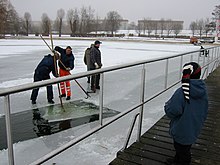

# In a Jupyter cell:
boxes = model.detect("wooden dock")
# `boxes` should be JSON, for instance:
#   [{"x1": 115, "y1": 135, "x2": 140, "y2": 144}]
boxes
[{"x1": 110, "y1": 67, "x2": 220, "y2": 165}]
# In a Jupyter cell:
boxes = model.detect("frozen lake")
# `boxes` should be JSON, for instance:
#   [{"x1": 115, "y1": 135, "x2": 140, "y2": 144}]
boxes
[{"x1": 0, "y1": 39, "x2": 201, "y2": 165}]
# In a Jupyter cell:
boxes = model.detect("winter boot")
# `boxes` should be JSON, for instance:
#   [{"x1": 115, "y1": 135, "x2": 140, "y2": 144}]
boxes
[
  {"x1": 48, "y1": 99, "x2": 55, "y2": 104},
  {"x1": 66, "y1": 96, "x2": 71, "y2": 100}
]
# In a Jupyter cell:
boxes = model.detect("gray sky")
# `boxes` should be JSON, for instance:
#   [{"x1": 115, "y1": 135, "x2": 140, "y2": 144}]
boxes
[{"x1": 10, "y1": 0, "x2": 219, "y2": 28}]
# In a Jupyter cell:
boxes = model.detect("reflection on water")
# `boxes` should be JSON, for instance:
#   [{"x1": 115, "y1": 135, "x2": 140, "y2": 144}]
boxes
[
  {"x1": 0, "y1": 100, "x2": 119, "y2": 150},
  {"x1": 32, "y1": 108, "x2": 51, "y2": 136}
]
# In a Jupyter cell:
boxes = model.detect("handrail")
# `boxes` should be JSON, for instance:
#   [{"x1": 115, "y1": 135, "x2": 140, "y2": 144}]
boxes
[{"x1": 0, "y1": 47, "x2": 218, "y2": 97}]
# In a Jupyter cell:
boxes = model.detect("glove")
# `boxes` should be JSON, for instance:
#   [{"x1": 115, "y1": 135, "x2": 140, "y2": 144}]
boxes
[
  {"x1": 52, "y1": 49, "x2": 57, "y2": 54},
  {"x1": 94, "y1": 63, "x2": 99, "y2": 69},
  {"x1": 53, "y1": 50, "x2": 60, "y2": 60},
  {"x1": 66, "y1": 67, "x2": 71, "y2": 71}
]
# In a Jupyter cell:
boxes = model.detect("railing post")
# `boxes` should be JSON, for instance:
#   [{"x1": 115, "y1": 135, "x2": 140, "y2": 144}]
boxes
[
  {"x1": 137, "y1": 64, "x2": 146, "y2": 142},
  {"x1": 180, "y1": 55, "x2": 183, "y2": 79},
  {"x1": 4, "y1": 95, "x2": 15, "y2": 165},
  {"x1": 218, "y1": 47, "x2": 220, "y2": 67},
  {"x1": 165, "y1": 59, "x2": 169, "y2": 89},
  {"x1": 202, "y1": 51, "x2": 206, "y2": 70},
  {"x1": 122, "y1": 113, "x2": 140, "y2": 151},
  {"x1": 206, "y1": 51, "x2": 210, "y2": 78},
  {"x1": 99, "y1": 73, "x2": 104, "y2": 126}
]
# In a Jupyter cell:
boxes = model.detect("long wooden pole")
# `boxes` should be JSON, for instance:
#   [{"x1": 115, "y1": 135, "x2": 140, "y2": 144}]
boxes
[{"x1": 49, "y1": 32, "x2": 64, "y2": 108}]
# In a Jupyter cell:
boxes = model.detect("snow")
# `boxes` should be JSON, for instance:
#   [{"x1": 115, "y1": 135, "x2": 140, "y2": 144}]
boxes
[{"x1": 0, "y1": 38, "x2": 202, "y2": 165}]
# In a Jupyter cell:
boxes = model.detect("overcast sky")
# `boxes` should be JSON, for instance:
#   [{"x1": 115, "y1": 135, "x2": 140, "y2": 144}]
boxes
[{"x1": 10, "y1": 0, "x2": 219, "y2": 28}]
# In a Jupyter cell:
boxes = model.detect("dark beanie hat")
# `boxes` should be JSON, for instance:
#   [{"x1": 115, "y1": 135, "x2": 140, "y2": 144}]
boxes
[
  {"x1": 94, "y1": 40, "x2": 102, "y2": 45},
  {"x1": 182, "y1": 62, "x2": 201, "y2": 102},
  {"x1": 66, "y1": 46, "x2": 72, "y2": 50}
]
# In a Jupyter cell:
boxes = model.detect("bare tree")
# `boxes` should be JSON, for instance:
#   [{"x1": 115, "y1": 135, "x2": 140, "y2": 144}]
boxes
[
  {"x1": 197, "y1": 19, "x2": 205, "y2": 38},
  {"x1": 5, "y1": 2, "x2": 21, "y2": 35},
  {"x1": 153, "y1": 21, "x2": 158, "y2": 37},
  {"x1": 145, "y1": 19, "x2": 154, "y2": 37},
  {"x1": 136, "y1": 21, "x2": 142, "y2": 36},
  {"x1": 23, "y1": 12, "x2": 32, "y2": 36},
  {"x1": 105, "y1": 11, "x2": 122, "y2": 35},
  {"x1": 85, "y1": 6, "x2": 95, "y2": 33},
  {"x1": 212, "y1": 5, "x2": 220, "y2": 40},
  {"x1": 165, "y1": 19, "x2": 173, "y2": 36},
  {"x1": 159, "y1": 18, "x2": 165, "y2": 37},
  {"x1": 79, "y1": 6, "x2": 87, "y2": 34},
  {"x1": 94, "y1": 15, "x2": 101, "y2": 34},
  {"x1": 41, "y1": 13, "x2": 51, "y2": 36},
  {"x1": 0, "y1": 0, "x2": 8, "y2": 37},
  {"x1": 13, "y1": 13, "x2": 22, "y2": 36},
  {"x1": 67, "y1": 8, "x2": 79, "y2": 36},
  {"x1": 203, "y1": 18, "x2": 212, "y2": 37},
  {"x1": 56, "y1": 8, "x2": 65, "y2": 37},
  {"x1": 189, "y1": 21, "x2": 197, "y2": 36},
  {"x1": 173, "y1": 22, "x2": 183, "y2": 37}
]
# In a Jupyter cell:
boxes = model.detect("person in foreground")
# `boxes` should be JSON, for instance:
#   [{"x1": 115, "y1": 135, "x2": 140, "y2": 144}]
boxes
[
  {"x1": 30, "y1": 53, "x2": 60, "y2": 104},
  {"x1": 164, "y1": 62, "x2": 208, "y2": 165}
]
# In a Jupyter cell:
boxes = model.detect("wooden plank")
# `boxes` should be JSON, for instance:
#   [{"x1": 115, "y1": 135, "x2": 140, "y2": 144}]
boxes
[
  {"x1": 109, "y1": 157, "x2": 138, "y2": 165},
  {"x1": 117, "y1": 151, "x2": 164, "y2": 165}
]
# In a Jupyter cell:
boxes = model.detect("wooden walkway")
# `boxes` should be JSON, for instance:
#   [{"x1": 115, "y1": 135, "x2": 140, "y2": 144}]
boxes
[{"x1": 110, "y1": 67, "x2": 220, "y2": 165}]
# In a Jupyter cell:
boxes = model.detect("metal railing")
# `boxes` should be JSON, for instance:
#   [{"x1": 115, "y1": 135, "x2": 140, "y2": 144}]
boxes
[{"x1": 0, "y1": 46, "x2": 219, "y2": 165}]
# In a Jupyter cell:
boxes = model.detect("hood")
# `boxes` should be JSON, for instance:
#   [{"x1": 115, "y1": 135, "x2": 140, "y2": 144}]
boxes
[{"x1": 190, "y1": 79, "x2": 206, "y2": 99}]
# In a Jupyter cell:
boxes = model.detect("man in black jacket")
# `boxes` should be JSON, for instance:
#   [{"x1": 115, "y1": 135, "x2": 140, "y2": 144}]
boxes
[
  {"x1": 30, "y1": 53, "x2": 59, "y2": 104},
  {"x1": 90, "y1": 40, "x2": 102, "y2": 92},
  {"x1": 54, "y1": 46, "x2": 75, "y2": 100}
]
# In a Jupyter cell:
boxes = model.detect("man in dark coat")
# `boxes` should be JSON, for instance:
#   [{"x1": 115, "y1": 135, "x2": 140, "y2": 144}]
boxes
[
  {"x1": 54, "y1": 46, "x2": 75, "y2": 100},
  {"x1": 84, "y1": 44, "x2": 94, "y2": 83},
  {"x1": 164, "y1": 62, "x2": 208, "y2": 165},
  {"x1": 30, "y1": 53, "x2": 59, "y2": 104},
  {"x1": 90, "y1": 40, "x2": 102, "y2": 92}
]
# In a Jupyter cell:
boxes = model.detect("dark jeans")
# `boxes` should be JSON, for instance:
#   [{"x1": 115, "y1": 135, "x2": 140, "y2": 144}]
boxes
[
  {"x1": 90, "y1": 68, "x2": 100, "y2": 88},
  {"x1": 87, "y1": 66, "x2": 91, "y2": 83},
  {"x1": 174, "y1": 141, "x2": 192, "y2": 165},
  {"x1": 91, "y1": 74, "x2": 100, "y2": 88},
  {"x1": 30, "y1": 73, "x2": 53, "y2": 101}
]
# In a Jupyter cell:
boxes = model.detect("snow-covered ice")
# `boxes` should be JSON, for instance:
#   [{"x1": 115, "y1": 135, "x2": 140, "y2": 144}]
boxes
[{"x1": 0, "y1": 39, "x2": 202, "y2": 165}]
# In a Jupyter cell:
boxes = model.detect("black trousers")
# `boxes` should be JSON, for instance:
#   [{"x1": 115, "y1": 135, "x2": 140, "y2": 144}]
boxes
[
  {"x1": 87, "y1": 66, "x2": 91, "y2": 83},
  {"x1": 90, "y1": 68, "x2": 100, "y2": 88},
  {"x1": 174, "y1": 141, "x2": 192, "y2": 165},
  {"x1": 30, "y1": 73, "x2": 53, "y2": 101},
  {"x1": 91, "y1": 74, "x2": 100, "y2": 88}
]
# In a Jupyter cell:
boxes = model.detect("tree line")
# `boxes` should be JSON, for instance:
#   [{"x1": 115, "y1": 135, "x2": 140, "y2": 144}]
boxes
[
  {"x1": 189, "y1": 5, "x2": 220, "y2": 38},
  {"x1": 0, "y1": 0, "x2": 219, "y2": 38},
  {"x1": 0, "y1": 1, "x2": 123, "y2": 37},
  {"x1": 136, "y1": 19, "x2": 183, "y2": 37}
]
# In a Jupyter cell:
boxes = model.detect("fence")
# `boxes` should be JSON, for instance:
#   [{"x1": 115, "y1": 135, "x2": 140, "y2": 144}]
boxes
[{"x1": 0, "y1": 46, "x2": 219, "y2": 165}]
